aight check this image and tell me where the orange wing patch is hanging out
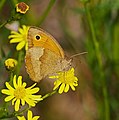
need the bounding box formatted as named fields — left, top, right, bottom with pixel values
left=27, top=27, right=64, bottom=58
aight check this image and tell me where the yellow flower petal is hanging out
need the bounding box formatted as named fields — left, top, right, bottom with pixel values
left=27, top=95, right=42, bottom=101
left=13, top=75, right=18, bottom=88
left=9, top=34, right=22, bottom=39
left=22, top=25, right=27, bottom=31
left=73, top=82, right=78, bottom=86
left=25, top=42, right=28, bottom=50
left=23, top=82, right=27, bottom=88
left=16, top=41, right=26, bottom=50
left=32, top=116, right=40, bottom=120
left=18, top=76, right=22, bottom=87
left=26, top=88, right=39, bottom=94
left=5, top=95, right=14, bottom=102
left=70, top=68, right=74, bottom=73
left=5, top=82, right=14, bottom=91
left=1, top=89, right=12, bottom=95
left=10, top=38, right=23, bottom=43
left=53, top=81, right=61, bottom=90
left=19, top=27, right=24, bottom=34
left=11, top=31, right=20, bottom=35
left=26, top=83, right=37, bottom=90
left=17, top=116, right=26, bottom=120
left=64, top=84, right=69, bottom=93
left=49, top=75, right=59, bottom=79
left=15, top=99, right=20, bottom=111
left=21, top=99, right=25, bottom=106
left=24, top=97, right=36, bottom=106
left=28, top=110, right=32, bottom=119
left=59, top=83, right=65, bottom=94
left=12, top=98, right=17, bottom=105
left=70, top=84, right=75, bottom=91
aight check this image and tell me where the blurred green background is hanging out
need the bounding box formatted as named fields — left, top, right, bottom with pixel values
left=0, top=0, right=119, bottom=120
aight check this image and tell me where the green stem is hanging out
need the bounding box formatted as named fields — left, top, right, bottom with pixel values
left=0, top=16, right=16, bottom=29
left=0, top=13, right=22, bottom=29
left=14, top=106, right=31, bottom=117
left=0, top=0, right=6, bottom=11
left=85, top=5, right=102, bottom=69
left=38, top=0, right=56, bottom=25
left=41, top=90, right=57, bottom=100
left=11, top=0, right=18, bottom=5
left=9, top=71, right=14, bottom=85
left=85, top=3, right=110, bottom=120
left=16, top=50, right=24, bottom=75
left=0, top=19, right=11, bottom=29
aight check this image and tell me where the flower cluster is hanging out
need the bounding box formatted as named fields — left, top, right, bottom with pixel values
left=1, top=1, right=79, bottom=119
left=8, top=25, right=79, bottom=94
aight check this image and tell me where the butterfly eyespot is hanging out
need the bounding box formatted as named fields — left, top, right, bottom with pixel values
left=35, top=35, right=41, bottom=40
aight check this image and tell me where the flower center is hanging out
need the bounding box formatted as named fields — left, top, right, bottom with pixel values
left=22, top=33, right=27, bottom=41
left=14, top=87, right=26, bottom=99
left=60, top=72, right=73, bottom=84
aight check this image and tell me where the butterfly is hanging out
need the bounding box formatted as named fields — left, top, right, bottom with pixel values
left=25, top=26, right=71, bottom=82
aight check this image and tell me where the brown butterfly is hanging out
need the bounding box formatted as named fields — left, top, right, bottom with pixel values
left=25, top=26, right=71, bottom=82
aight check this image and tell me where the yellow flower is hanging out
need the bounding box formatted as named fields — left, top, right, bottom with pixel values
left=17, top=110, right=40, bottom=120
left=4, top=58, right=17, bottom=71
left=49, top=68, right=78, bottom=94
left=8, top=25, right=29, bottom=51
left=16, top=2, right=29, bottom=14
left=1, top=75, right=42, bottom=111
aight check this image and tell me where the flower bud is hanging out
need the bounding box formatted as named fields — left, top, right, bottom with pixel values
left=16, top=2, right=29, bottom=14
left=4, top=58, right=18, bottom=71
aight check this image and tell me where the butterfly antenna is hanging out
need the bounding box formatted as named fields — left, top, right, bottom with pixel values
left=70, top=52, right=88, bottom=58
